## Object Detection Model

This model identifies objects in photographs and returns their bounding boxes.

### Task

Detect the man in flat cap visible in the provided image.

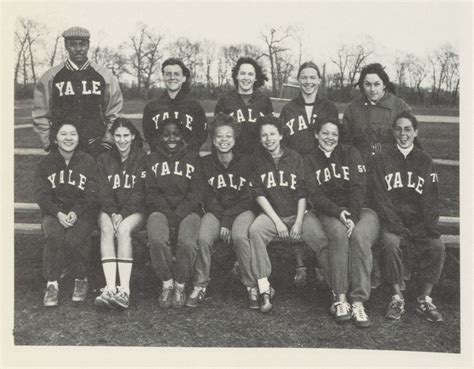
[33,26,123,157]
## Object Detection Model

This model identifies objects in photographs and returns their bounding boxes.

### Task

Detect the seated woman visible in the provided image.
[304,121,380,328]
[249,114,329,313]
[146,118,203,308]
[95,118,148,310]
[372,111,445,323]
[34,121,99,307]
[187,113,255,308]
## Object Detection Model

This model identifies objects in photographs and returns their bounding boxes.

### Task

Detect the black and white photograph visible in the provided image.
[2,0,472,367]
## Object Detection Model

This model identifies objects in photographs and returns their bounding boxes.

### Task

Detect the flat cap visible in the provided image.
[62,26,90,39]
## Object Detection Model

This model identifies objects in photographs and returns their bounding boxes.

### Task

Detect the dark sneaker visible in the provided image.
[72,278,88,302]
[94,287,116,309]
[260,287,275,313]
[172,284,186,308]
[43,284,59,307]
[386,294,405,320]
[334,301,351,323]
[416,296,443,323]
[185,287,206,308]
[158,286,174,308]
[329,291,337,316]
[293,266,307,288]
[110,287,129,310]
[247,287,260,310]
[352,303,371,328]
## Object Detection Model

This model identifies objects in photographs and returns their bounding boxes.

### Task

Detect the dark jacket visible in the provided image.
[304,144,367,223]
[34,149,99,218]
[372,145,440,239]
[251,146,306,218]
[145,144,203,226]
[142,89,208,152]
[200,152,253,229]
[32,59,123,150]
[342,92,411,163]
[214,89,273,154]
[280,93,339,155]
[97,145,148,218]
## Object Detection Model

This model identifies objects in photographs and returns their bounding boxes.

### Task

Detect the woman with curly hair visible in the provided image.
[214,57,273,154]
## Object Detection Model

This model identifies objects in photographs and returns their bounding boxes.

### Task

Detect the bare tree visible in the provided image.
[405,54,427,98]
[428,43,458,104]
[168,37,202,82]
[128,23,165,96]
[260,26,293,96]
[92,45,128,82]
[201,39,216,87]
[14,18,43,85]
[331,44,350,89]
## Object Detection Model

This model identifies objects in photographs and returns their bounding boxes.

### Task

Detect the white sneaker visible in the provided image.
[334,301,351,323]
[352,303,371,328]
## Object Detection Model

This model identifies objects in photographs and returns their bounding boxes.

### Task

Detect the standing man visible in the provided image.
[33,26,123,158]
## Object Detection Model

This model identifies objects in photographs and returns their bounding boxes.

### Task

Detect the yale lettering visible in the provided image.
[285,115,309,136]
[384,171,425,194]
[152,111,193,131]
[151,161,194,179]
[208,174,247,191]
[55,80,102,97]
[230,109,264,123]
[260,171,296,190]
[47,169,87,190]
[315,164,350,185]
[107,172,137,189]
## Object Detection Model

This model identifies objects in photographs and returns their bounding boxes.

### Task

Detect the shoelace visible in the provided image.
[422,300,437,311]
[336,302,350,315]
[352,305,368,320]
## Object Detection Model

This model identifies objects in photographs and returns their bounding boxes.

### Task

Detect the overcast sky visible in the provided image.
[5,1,469,79]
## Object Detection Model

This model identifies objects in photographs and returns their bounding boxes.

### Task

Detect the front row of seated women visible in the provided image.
[34,111,445,327]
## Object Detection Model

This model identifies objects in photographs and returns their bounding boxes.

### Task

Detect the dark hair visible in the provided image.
[110,118,144,148]
[297,61,321,79]
[357,63,395,94]
[158,118,184,136]
[256,114,286,136]
[161,58,191,93]
[49,120,81,149]
[314,120,341,135]
[209,113,241,140]
[392,111,418,130]
[231,57,268,90]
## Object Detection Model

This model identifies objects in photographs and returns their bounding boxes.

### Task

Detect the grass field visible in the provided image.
[13,234,460,350]
[12,98,460,351]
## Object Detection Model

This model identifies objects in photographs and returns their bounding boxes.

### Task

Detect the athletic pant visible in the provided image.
[194,210,255,288]
[42,215,95,281]
[381,231,445,286]
[147,212,201,284]
[319,208,380,302]
[249,212,329,283]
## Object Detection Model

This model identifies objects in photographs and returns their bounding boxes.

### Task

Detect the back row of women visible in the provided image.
[34,57,445,328]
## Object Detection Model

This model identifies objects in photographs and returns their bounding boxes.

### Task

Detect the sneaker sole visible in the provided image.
[72,297,87,302]
[385,314,402,320]
[353,319,371,328]
[43,301,58,307]
[95,298,115,309]
[109,299,129,310]
[335,315,352,323]
[416,308,443,322]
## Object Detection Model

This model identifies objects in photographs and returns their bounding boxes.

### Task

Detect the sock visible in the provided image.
[163,279,174,289]
[257,278,270,294]
[117,258,133,293]
[47,281,58,289]
[101,258,117,293]
[175,281,185,290]
[352,301,364,307]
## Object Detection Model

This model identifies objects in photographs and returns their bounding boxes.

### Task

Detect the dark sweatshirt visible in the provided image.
[145,144,203,225]
[280,93,339,155]
[34,149,99,218]
[214,89,273,154]
[251,146,306,218]
[142,89,208,152]
[304,144,367,223]
[372,145,440,239]
[200,152,253,229]
[97,145,148,219]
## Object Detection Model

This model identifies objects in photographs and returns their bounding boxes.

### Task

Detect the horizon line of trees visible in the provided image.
[14,18,459,106]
